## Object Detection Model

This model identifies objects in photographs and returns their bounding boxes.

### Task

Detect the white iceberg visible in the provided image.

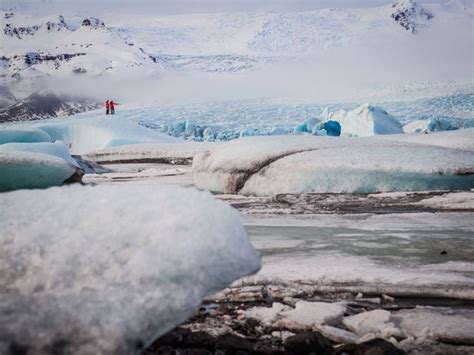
[0,126,52,144]
[0,184,260,354]
[193,132,474,195]
[331,104,403,137]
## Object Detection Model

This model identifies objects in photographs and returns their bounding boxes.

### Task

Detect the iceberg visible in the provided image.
[0,150,77,192]
[32,116,180,155]
[330,104,403,137]
[193,131,474,196]
[0,184,260,354]
[0,141,79,167]
[0,126,52,144]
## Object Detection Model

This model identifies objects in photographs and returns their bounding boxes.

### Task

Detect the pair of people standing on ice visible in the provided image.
[105,100,119,115]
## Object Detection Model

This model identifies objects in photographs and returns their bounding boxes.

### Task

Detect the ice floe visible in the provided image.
[0,184,260,354]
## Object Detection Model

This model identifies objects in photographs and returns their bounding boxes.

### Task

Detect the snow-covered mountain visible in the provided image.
[0,92,99,123]
[0,12,159,86]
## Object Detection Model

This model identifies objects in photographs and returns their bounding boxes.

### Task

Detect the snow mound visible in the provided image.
[193,132,474,195]
[0,126,51,144]
[0,150,77,192]
[331,104,403,137]
[0,184,260,354]
[33,117,180,154]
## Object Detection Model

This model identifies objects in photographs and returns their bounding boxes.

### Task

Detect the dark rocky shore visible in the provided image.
[145,283,474,355]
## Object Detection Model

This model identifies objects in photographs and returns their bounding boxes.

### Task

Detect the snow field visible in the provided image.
[0,184,260,354]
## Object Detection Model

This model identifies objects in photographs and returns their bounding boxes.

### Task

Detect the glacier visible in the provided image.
[0,184,260,354]
[193,129,474,196]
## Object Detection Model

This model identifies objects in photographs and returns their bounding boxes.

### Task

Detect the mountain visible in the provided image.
[0,92,99,123]
[0,12,159,85]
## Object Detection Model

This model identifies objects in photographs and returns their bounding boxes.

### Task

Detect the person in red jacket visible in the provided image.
[105,100,110,115]
[110,100,119,115]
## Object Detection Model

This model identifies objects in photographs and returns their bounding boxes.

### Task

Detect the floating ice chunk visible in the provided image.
[280,301,346,327]
[0,126,52,144]
[0,184,260,354]
[271,127,291,136]
[0,151,77,192]
[239,128,257,138]
[0,141,79,167]
[173,121,186,136]
[323,121,342,137]
[334,104,403,137]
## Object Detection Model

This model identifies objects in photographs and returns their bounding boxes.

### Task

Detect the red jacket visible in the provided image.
[110,101,119,109]
[105,100,110,109]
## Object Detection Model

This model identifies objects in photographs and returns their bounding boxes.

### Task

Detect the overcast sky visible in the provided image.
[0,0,458,15]
[2,0,450,15]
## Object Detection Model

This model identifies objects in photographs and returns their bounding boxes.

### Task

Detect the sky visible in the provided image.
[1,0,453,15]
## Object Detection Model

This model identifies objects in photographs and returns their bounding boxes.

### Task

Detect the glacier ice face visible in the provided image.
[0,126,52,144]
[0,150,77,192]
[193,130,474,195]
[0,184,260,354]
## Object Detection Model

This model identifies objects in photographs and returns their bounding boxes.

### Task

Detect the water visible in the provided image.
[245,225,474,282]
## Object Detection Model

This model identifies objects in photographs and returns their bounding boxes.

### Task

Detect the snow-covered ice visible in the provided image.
[342,307,474,344]
[0,141,79,167]
[86,141,220,164]
[0,184,260,354]
[0,151,78,192]
[193,131,474,195]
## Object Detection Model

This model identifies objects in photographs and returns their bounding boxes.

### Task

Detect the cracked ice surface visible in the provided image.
[0,185,260,354]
